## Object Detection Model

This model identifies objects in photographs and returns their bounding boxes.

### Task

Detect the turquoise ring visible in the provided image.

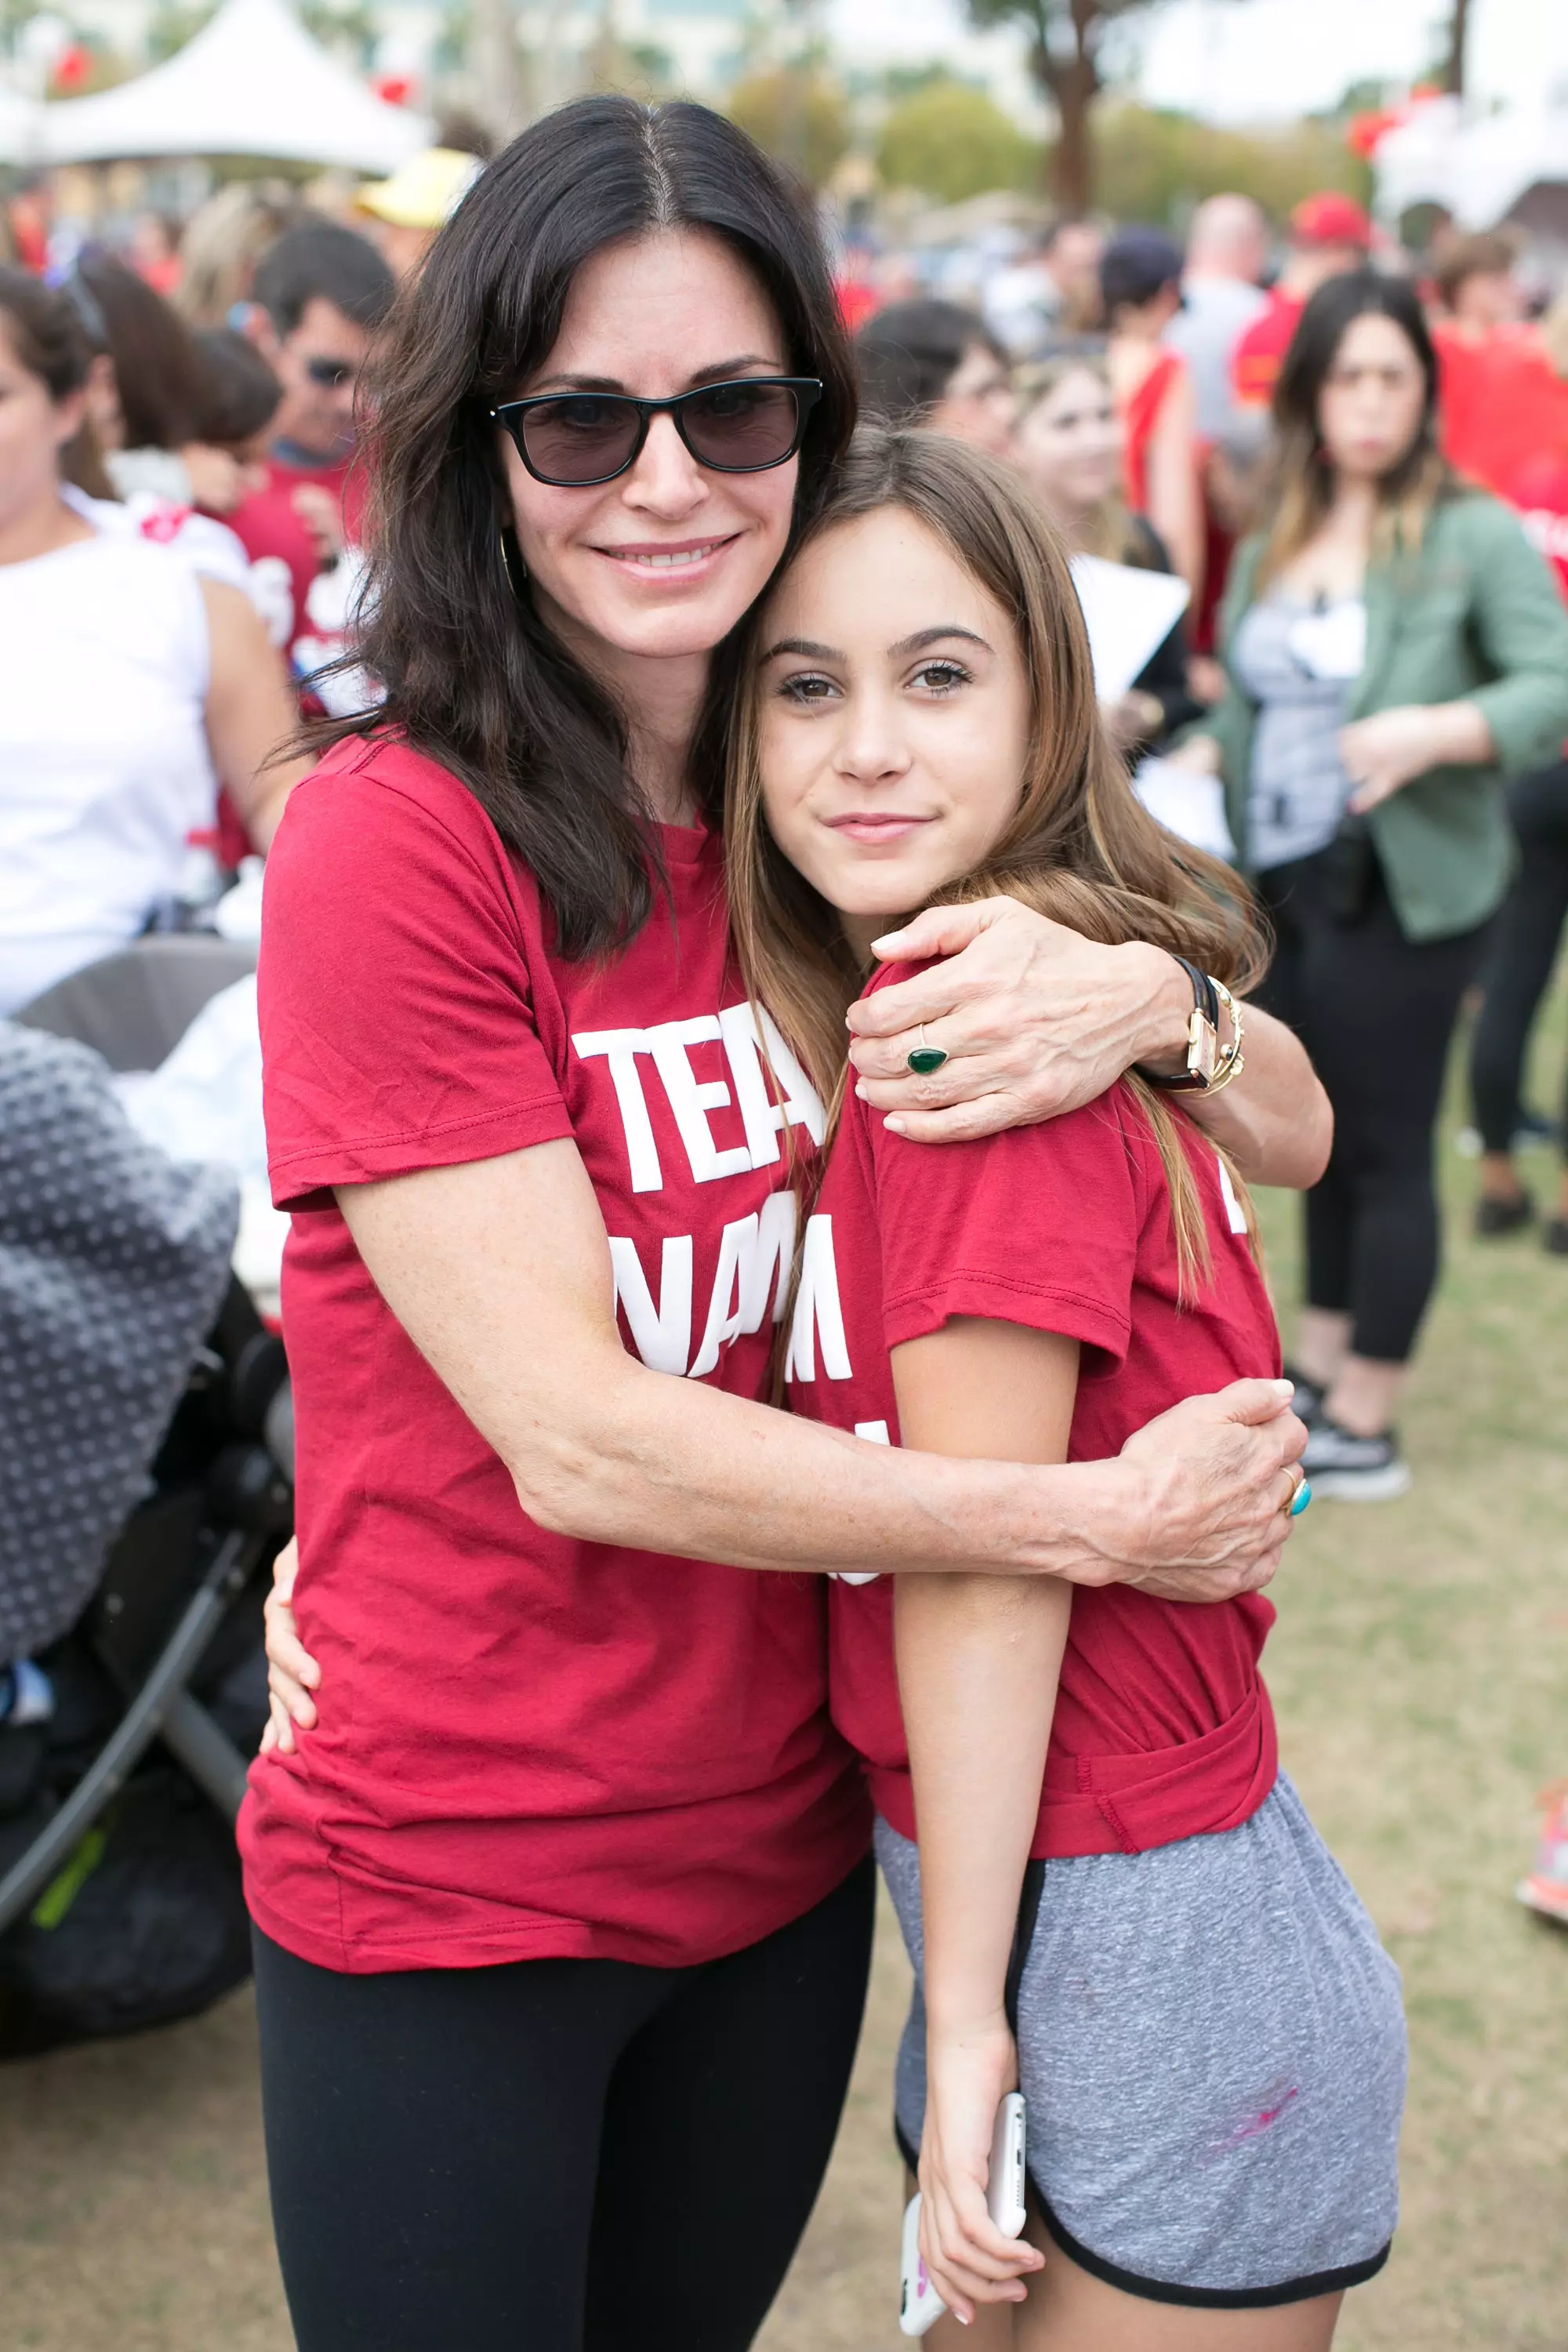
[907,1024,948,1077]
[1289,1478,1312,1518]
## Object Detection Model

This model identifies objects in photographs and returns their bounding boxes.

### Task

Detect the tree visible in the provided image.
[877,77,1042,204]
[1440,0,1472,97]
[965,0,1232,212]
[727,67,850,191]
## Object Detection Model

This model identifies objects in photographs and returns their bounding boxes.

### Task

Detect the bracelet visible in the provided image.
[1204,978,1246,1094]
[1137,956,1245,1094]
[1137,954,1218,1092]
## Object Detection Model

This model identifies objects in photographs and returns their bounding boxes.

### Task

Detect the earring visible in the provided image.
[499,523,528,601]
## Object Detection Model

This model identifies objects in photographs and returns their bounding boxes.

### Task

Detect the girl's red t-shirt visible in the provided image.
[787,982,1281,1862]
[241,736,869,1973]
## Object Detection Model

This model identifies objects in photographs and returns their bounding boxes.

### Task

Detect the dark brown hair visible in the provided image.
[307,95,858,961]
[1259,267,1456,586]
[78,252,212,450]
[0,266,111,498]
[726,428,1266,1295]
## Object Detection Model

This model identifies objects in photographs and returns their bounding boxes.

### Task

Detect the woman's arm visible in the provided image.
[332,1136,1298,1584]
[892,1317,1076,2322]
[1144,364,1204,607]
[198,577,314,850]
[842,898,1333,1189]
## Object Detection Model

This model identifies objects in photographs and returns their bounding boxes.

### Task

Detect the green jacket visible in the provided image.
[1203,493,1568,941]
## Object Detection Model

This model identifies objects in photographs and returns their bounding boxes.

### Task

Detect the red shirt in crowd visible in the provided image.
[1232,291,1305,409]
[226,451,365,687]
[789,974,1281,1863]
[241,735,869,1973]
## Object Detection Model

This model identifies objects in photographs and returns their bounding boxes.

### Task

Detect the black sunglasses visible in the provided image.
[305,355,358,390]
[489,376,822,488]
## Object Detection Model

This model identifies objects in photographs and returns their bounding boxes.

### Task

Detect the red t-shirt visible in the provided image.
[1232,292,1304,408]
[226,452,364,688]
[789,984,1280,1862]
[240,735,869,1973]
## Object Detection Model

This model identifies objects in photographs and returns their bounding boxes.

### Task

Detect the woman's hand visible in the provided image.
[180,441,248,513]
[1102,688,1163,753]
[917,2016,1042,2325]
[258,1537,321,1756]
[1340,702,1493,811]
[844,898,1192,1143]
[1081,1380,1305,1602]
[1162,731,1223,776]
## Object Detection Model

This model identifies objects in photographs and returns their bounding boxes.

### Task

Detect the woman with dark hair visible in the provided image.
[1174,270,1568,1498]
[855,296,1017,454]
[1100,229,1203,601]
[248,96,1322,2350]
[0,267,304,1016]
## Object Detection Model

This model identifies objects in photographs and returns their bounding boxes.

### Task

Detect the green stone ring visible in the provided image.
[907,1026,948,1077]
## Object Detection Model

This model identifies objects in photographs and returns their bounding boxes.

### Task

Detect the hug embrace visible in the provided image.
[249,96,1403,2352]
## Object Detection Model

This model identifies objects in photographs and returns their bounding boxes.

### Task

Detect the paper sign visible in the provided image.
[1070,554,1192,703]
[1132,756,1237,863]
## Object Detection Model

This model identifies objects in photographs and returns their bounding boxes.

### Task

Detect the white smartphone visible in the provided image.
[898,2094,1028,2337]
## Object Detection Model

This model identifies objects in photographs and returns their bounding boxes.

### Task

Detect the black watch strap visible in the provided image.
[1138,953,1221,1092]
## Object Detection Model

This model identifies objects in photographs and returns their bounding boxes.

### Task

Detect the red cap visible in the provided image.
[1289,193,1374,250]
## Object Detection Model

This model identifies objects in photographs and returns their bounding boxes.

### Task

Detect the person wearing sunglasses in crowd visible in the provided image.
[249,99,1325,2352]
[226,219,395,700]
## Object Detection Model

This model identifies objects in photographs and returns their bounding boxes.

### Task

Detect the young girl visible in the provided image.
[729,429,1406,2348]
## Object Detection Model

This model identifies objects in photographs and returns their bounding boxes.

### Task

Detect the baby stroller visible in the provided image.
[0,939,291,2057]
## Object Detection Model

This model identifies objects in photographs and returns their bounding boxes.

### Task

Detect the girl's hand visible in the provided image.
[258,1537,321,1757]
[1339,703,1489,811]
[917,2016,1043,2325]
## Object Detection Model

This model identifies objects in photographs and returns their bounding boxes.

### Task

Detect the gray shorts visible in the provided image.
[876,1774,1406,2307]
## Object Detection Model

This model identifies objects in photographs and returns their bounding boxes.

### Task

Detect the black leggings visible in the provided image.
[1469,760,1568,1155]
[1256,850,1490,1364]
[252,1855,875,2352]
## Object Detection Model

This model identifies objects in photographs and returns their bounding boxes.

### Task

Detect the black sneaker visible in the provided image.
[1282,1362,1325,1424]
[1544,1218,1568,1258]
[1475,1191,1535,1238]
[1301,1417,1411,1501]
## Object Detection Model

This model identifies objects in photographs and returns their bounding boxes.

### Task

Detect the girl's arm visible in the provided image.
[891,1316,1078,2325]
[198,576,314,850]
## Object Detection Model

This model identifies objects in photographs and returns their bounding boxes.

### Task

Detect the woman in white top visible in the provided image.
[0,268,307,1016]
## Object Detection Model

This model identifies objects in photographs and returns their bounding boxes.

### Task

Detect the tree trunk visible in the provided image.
[1048,53,1098,209]
[1039,0,1101,212]
[1443,0,1472,97]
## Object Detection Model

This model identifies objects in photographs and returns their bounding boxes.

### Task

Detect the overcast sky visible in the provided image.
[822,0,1568,125]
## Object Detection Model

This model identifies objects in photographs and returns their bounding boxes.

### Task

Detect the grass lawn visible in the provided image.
[3,1009,1566,2349]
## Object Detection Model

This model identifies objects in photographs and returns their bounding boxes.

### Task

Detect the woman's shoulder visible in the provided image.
[1422,485,1531,557]
[275,733,525,913]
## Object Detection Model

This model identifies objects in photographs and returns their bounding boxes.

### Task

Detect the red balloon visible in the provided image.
[53,44,93,90]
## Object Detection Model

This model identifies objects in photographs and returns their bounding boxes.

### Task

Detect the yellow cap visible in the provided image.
[357,148,483,231]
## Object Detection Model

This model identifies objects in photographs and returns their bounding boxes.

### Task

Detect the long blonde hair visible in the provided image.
[725,426,1269,1301]
[1016,345,1141,565]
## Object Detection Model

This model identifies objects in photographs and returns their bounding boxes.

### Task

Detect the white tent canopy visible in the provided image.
[1376,95,1568,232]
[37,0,432,172]
[0,82,40,168]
